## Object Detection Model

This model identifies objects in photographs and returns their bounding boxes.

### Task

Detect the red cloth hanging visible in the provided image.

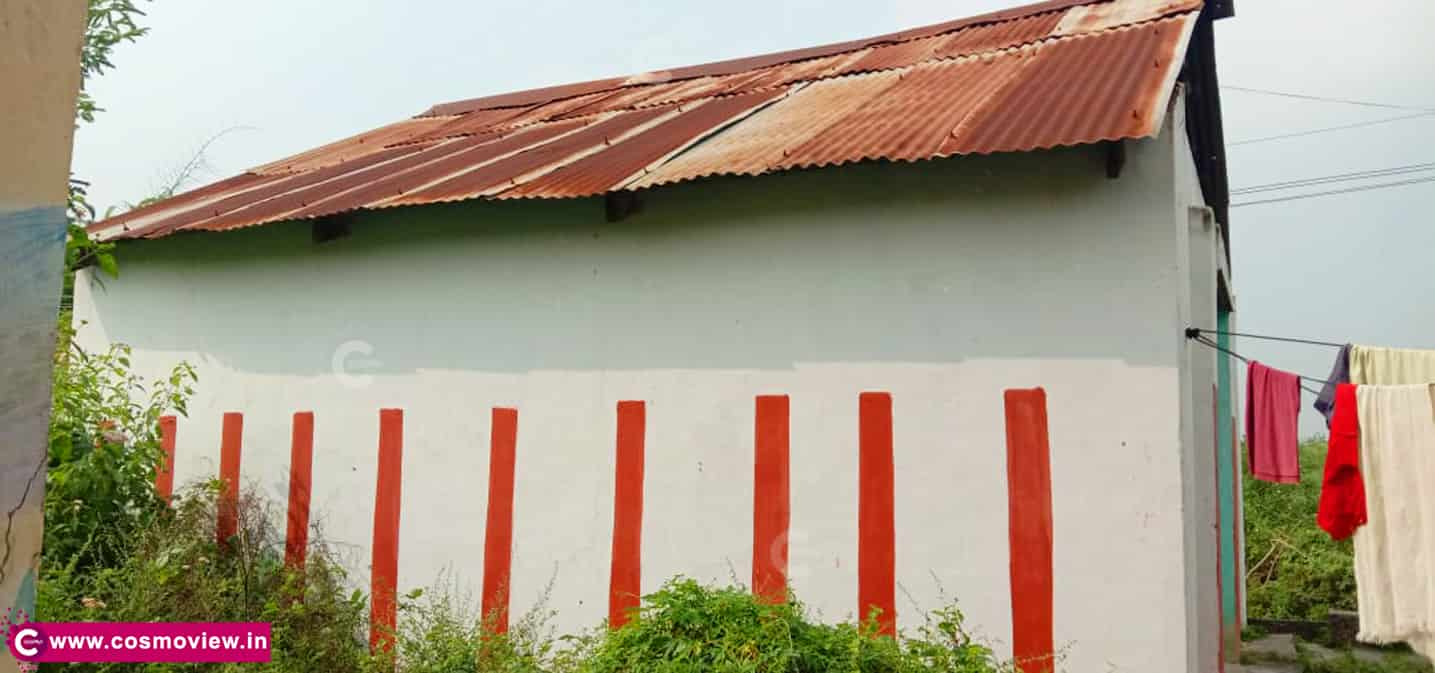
[1317,383,1367,540]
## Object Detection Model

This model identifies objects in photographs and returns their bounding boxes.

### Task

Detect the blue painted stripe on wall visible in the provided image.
[0,204,68,624]
[1216,310,1239,640]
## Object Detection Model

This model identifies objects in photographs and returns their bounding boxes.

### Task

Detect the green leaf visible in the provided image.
[97,252,119,278]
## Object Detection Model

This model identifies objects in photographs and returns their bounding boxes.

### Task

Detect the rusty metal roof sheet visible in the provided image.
[945,13,1192,155]
[250,117,453,175]
[504,89,786,198]
[94,0,1206,241]
[933,9,1069,59]
[405,106,539,143]
[631,74,901,187]
[782,54,1033,168]
[390,107,678,205]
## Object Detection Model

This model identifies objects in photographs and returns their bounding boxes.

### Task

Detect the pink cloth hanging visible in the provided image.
[1246,360,1302,483]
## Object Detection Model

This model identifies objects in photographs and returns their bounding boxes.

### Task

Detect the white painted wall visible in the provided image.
[1173,92,1224,673]
[74,102,1219,671]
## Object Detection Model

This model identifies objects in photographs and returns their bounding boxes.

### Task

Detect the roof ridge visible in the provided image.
[409,4,1196,145]
[417,0,1110,117]
[774,5,1194,91]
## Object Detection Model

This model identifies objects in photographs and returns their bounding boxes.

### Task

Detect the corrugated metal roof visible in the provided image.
[782,55,1033,169]
[250,118,453,175]
[503,90,787,198]
[945,14,1191,155]
[389,107,677,205]
[93,0,1205,241]
[934,9,1069,58]
[630,74,901,187]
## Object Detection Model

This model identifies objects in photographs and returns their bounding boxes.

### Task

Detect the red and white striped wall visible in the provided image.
[76,115,1224,672]
[158,388,1057,671]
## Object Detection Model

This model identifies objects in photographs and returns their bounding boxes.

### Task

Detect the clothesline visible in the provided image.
[1189,335,1326,395]
[1184,327,1345,349]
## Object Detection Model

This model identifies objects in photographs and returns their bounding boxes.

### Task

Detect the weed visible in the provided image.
[1244,439,1357,620]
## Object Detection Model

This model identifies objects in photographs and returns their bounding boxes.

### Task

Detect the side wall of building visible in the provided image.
[1,6,88,672]
[1173,92,1224,673]
[75,112,1212,671]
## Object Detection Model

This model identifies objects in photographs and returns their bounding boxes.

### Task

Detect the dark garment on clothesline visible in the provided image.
[1314,344,1352,427]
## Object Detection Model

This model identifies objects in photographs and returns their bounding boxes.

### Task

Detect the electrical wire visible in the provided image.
[1231,162,1435,195]
[1222,86,1435,113]
[1231,175,1435,208]
[1228,111,1435,147]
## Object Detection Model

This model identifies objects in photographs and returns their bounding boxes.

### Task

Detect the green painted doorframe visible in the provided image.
[1217,309,1241,652]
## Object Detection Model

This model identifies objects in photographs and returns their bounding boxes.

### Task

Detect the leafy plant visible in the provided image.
[77,0,151,124]
[386,583,485,673]
[577,578,1005,673]
[44,327,195,576]
[1244,439,1358,620]
[61,0,152,310]
[63,178,119,312]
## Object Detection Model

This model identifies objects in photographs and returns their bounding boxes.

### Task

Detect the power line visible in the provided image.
[1230,175,1435,208]
[1231,162,1435,195]
[1223,85,1435,113]
[1228,111,1435,146]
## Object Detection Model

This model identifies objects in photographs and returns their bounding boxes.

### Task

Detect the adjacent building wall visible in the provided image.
[0,5,88,673]
[75,109,1216,671]
[1173,92,1225,673]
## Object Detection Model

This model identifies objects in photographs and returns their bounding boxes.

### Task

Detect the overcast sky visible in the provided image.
[72,0,1435,436]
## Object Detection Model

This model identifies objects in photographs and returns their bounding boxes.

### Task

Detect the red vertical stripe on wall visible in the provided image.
[216,412,243,545]
[1004,388,1054,673]
[752,395,790,603]
[609,400,646,629]
[370,409,404,652]
[481,408,519,633]
[285,411,315,569]
[858,391,896,637]
[156,415,177,502]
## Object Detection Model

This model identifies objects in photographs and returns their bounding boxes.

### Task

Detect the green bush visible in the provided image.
[374,576,1007,673]
[45,326,195,575]
[377,574,563,673]
[1244,439,1358,620]
[39,483,376,673]
[578,578,1004,673]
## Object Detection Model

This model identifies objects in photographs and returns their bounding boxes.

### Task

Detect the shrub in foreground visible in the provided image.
[394,576,1008,673]
[579,579,1004,673]
[39,483,374,673]
[41,483,1006,673]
